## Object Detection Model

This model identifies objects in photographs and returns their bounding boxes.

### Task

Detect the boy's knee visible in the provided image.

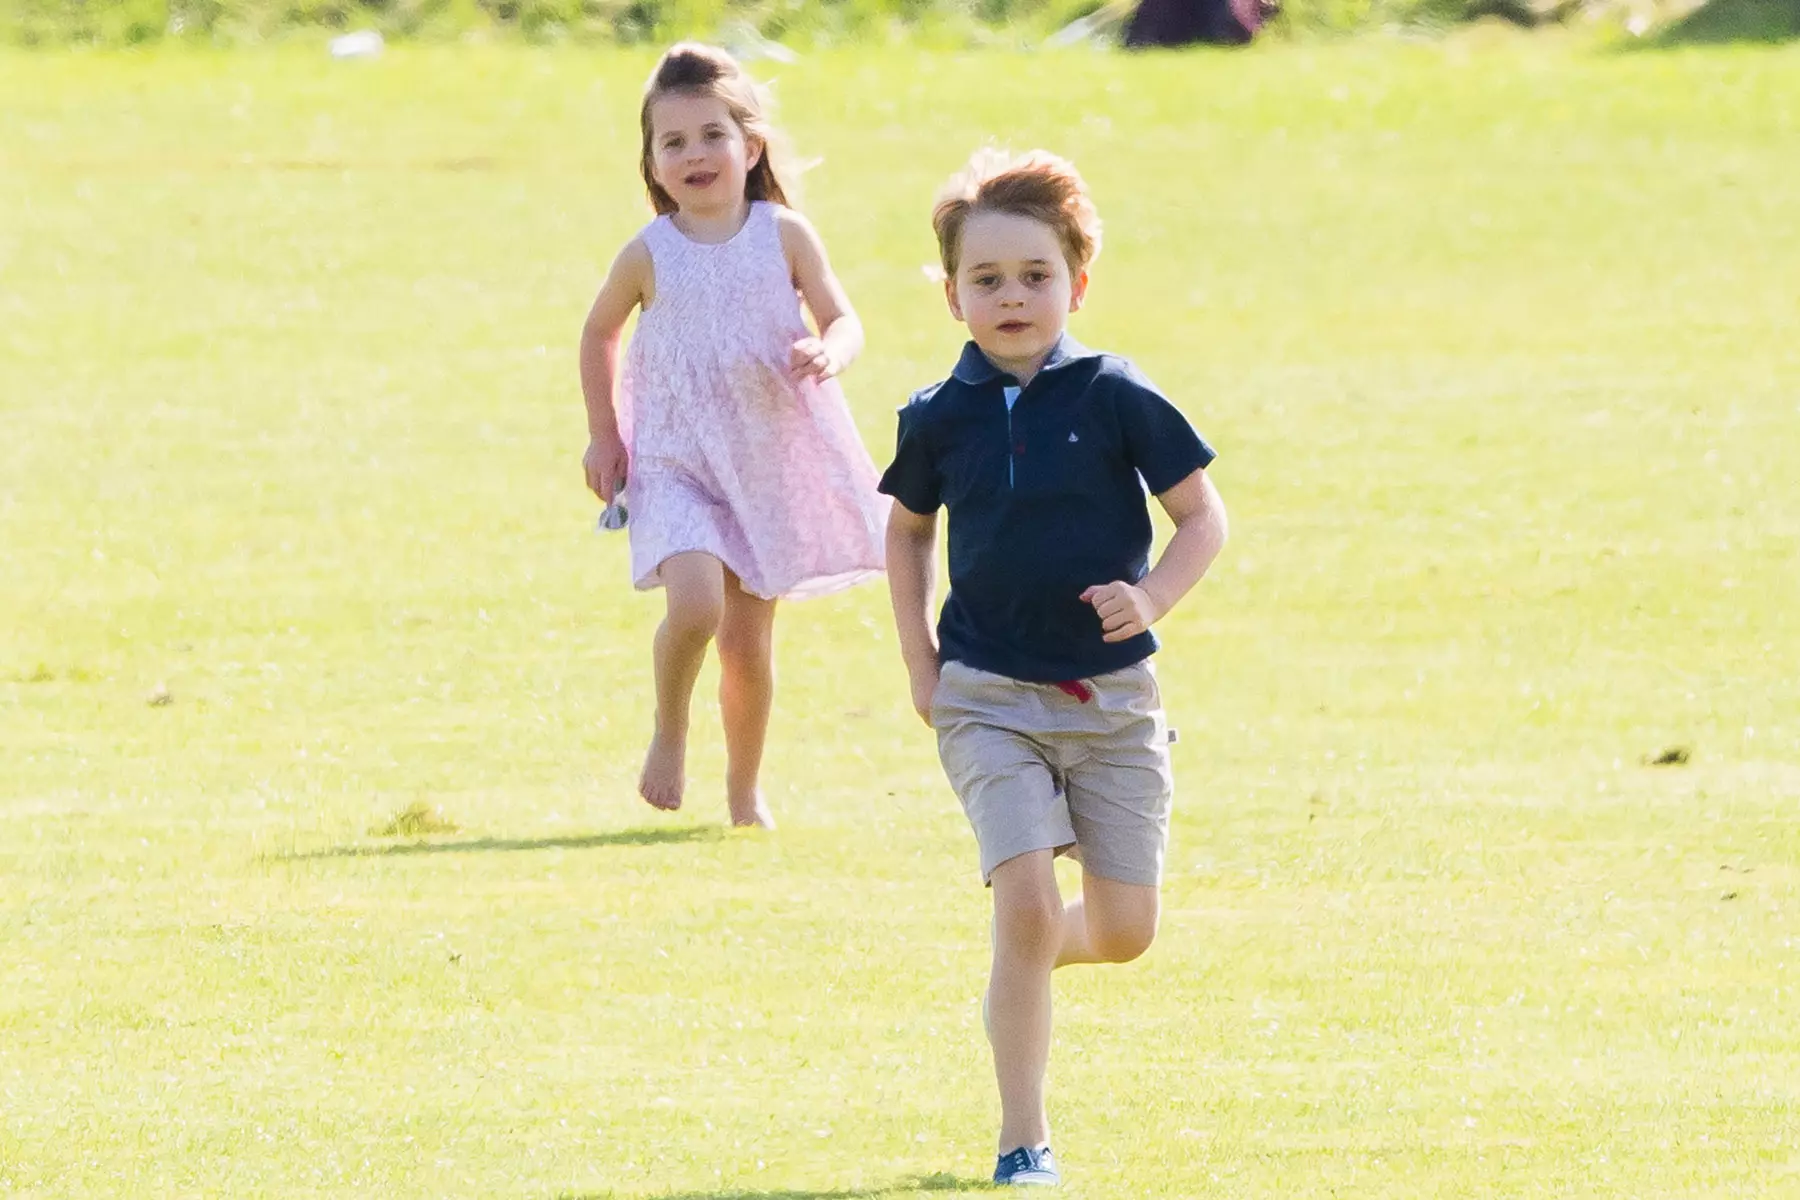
[1091,917,1157,964]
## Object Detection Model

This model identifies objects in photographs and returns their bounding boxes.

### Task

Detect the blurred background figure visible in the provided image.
[1125,0,1279,46]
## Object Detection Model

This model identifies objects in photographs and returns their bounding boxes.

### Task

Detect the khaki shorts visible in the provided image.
[930,659,1175,888]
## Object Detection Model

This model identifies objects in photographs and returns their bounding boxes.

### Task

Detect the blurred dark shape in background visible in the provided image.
[1124,0,1279,45]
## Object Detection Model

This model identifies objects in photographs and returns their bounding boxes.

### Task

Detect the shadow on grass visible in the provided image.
[558,1176,989,1199]
[284,825,724,860]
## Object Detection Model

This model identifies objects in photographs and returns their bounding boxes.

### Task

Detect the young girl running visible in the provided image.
[579,43,887,828]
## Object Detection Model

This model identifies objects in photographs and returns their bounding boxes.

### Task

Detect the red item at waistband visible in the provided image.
[1054,680,1093,704]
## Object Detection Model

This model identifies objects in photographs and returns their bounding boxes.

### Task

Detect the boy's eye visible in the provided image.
[973,275,1000,289]
[1025,271,1050,285]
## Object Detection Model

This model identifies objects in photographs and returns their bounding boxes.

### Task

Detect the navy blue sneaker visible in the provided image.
[993,1145,1060,1187]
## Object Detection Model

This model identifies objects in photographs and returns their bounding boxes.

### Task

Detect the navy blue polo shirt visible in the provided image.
[879,335,1215,683]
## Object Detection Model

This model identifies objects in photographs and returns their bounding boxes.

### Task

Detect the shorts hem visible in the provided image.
[979,834,1076,885]
[1074,851,1164,888]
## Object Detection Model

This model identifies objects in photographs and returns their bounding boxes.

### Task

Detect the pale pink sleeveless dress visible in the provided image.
[617,202,888,600]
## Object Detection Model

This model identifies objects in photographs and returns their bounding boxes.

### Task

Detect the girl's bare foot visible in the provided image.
[638,728,686,811]
[728,788,775,829]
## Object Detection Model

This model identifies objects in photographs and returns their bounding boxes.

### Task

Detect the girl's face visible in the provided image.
[945,210,1089,374]
[648,92,762,215]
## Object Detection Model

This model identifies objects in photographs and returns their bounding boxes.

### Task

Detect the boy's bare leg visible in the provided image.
[716,570,777,828]
[639,552,724,811]
[1055,871,1160,968]
[987,850,1063,1152]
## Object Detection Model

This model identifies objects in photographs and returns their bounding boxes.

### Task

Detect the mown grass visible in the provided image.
[2,37,1797,1198]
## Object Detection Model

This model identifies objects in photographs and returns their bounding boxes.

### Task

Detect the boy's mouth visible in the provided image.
[996,320,1032,335]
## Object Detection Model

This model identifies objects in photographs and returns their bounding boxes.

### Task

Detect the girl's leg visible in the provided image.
[715,569,777,828]
[986,849,1063,1153]
[639,552,725,812]
[1055,872,1160,968]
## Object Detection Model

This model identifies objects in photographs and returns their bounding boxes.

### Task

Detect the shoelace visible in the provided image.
[998,1146,1051,1175]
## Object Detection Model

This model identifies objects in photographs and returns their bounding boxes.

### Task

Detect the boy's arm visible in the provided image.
[578,238,649,503]
[1081,467,1228,643]
[778,209,865,383]
[886,504,942,724]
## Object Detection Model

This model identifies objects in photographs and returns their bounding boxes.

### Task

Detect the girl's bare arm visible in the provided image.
[578,237,650,501]
[778,209,864,382]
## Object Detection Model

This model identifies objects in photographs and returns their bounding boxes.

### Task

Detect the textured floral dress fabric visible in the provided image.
[618,202,888,600]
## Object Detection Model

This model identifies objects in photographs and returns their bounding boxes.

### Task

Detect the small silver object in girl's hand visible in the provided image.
[596,485,628,533]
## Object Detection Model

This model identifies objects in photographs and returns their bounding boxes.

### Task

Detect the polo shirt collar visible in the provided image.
[949,333,1096,386]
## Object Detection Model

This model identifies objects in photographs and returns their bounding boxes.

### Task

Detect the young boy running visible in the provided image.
[880,149,1229,1187]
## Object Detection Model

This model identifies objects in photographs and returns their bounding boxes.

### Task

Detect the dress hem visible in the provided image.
[633,550,884,602]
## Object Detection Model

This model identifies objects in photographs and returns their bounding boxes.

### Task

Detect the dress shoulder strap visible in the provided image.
[754,200,785,238]
[638,214,686,261]
[747,200,792,267]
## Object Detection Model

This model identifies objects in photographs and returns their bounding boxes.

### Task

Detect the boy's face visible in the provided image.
[648,92,762,215]
[945,210,1089,373]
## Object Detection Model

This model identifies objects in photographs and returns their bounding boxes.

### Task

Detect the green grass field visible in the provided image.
[3,35,1798,1198]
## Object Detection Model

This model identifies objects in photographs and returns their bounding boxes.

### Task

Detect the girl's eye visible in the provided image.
[705,129,724,141]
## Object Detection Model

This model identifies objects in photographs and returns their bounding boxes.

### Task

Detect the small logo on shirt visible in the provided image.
[1068,432,1080,443]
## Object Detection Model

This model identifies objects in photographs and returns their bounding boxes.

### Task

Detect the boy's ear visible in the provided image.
[1068,269,1090,314]
[943,277,965,322]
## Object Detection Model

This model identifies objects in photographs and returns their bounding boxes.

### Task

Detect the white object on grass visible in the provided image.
[1046,2,1131,46]
[330,31,384,59]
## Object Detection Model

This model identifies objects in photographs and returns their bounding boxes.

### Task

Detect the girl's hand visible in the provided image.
[583,436,629,504]
[907,659,941,726]
[790,336,840,384]
[1080,581,1160,643]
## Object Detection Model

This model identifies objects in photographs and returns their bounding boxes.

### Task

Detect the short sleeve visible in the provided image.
[1112,363,1216,495]
[878,400,942,515]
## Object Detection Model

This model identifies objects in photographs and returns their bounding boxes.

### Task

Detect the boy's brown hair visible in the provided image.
[932,149,1103,278]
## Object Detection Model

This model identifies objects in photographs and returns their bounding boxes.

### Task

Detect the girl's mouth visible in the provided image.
[684,170,719,188]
